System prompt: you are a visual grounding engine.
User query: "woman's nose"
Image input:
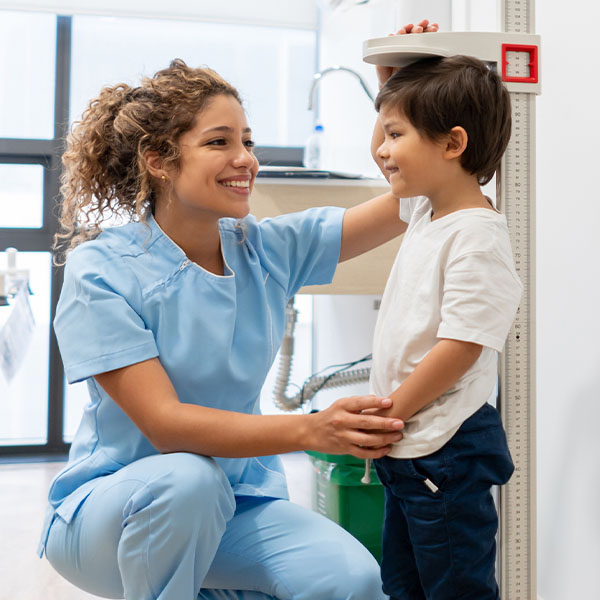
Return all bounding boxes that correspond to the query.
[232,144,255,168]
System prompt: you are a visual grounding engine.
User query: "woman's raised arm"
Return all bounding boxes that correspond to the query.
[338,191,407,262]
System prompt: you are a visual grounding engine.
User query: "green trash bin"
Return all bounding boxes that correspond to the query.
[306,451,385,562]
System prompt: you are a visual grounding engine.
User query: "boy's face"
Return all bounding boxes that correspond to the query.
[377,104,448,199]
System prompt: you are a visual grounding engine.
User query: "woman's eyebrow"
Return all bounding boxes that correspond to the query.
[201,126,252,134]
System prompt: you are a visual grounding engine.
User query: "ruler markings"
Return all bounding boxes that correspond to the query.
[499,86,536,599]
[504,0,531,34]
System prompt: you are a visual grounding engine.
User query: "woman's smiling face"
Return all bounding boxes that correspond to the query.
[161,93,259,222]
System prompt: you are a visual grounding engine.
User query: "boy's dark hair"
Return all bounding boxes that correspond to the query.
[375,55,511,185]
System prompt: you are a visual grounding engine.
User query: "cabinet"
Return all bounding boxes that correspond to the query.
[251,178,401,294]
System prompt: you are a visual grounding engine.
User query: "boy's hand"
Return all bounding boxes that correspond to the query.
[376,19,439,88]
[396,19,439,35]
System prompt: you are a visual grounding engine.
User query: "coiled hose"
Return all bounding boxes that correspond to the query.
[273,298,374,484]
[273,298,371,411]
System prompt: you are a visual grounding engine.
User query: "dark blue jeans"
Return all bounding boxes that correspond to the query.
[374,403,514,600]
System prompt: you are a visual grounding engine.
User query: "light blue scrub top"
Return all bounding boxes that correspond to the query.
[39,207,344,555]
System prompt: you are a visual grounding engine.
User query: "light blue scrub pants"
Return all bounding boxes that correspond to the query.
[45,453,386,600]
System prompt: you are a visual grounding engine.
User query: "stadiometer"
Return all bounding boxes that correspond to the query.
[363,1,540,597]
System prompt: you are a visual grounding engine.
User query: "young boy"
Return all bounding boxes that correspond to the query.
[369,55,522,599]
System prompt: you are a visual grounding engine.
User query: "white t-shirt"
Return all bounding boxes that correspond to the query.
[370,196,522,458]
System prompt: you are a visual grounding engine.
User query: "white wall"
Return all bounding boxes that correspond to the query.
[535,2,600,598]
[317,1,600,598]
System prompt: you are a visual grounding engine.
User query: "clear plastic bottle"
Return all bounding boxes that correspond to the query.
[2,247,29,297]
[303,124,325,169]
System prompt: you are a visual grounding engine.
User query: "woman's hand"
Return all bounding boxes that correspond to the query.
[376,19,439,88]
[308,395,404,459]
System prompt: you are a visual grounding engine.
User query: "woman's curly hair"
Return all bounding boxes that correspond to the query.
[54,58,241,263]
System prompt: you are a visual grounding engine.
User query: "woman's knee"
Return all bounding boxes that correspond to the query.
[293,535,385,600]
[45,453,235,598]
[136,452,235,522]
[329,551,384,600]
[298,561,383,600]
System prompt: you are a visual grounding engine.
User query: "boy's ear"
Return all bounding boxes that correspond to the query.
[443,126,468,160]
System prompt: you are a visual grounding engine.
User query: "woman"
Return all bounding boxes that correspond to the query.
[38,58,408,600]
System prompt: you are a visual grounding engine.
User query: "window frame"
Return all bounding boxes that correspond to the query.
[0,15,70,457]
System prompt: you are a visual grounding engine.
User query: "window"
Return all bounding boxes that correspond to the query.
[0,8,318,457]
[0,252,51,445]
[70,16,316,147]
[0,164,45,229]
[0,12,56,140]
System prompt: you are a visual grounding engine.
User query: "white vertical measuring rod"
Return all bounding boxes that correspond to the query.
[499,2,537,599]
[363,12,540,598]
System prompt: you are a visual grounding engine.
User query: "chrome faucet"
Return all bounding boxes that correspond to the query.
[307,66,376,110]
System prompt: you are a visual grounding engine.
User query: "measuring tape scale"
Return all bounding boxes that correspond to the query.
[499,89,537,600]
[501,3,537,597]
[503,0,533,36]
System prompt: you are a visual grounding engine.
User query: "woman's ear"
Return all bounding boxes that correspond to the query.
[144,151,166,180]
[443,126,468,160]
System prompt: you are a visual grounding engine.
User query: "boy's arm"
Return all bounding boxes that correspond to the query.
[371,115,388,181]
[340,78,405,262]
[376,338,483,422]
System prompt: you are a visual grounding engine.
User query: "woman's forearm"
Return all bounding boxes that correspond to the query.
[153,404,313,456]
[155,399,405,458]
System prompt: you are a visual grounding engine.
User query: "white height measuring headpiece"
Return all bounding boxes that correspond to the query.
[363,29,540,600]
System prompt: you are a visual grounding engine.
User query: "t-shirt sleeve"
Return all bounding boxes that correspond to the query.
[254,206,345,297]
[437,251,523,352]
[54,244,158,384]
